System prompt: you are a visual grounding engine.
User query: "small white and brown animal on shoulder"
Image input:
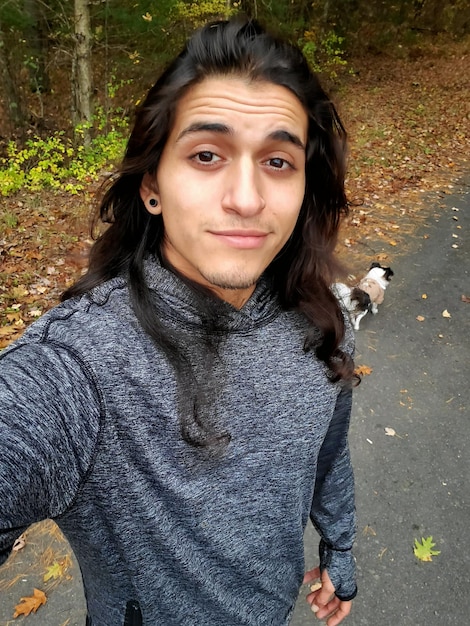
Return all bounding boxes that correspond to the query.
[333,262,394,330]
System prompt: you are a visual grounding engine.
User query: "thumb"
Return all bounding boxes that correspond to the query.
[303,566,321,585]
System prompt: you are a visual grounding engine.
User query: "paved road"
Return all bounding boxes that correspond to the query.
[293,177,470,625]
[1,179,468,626]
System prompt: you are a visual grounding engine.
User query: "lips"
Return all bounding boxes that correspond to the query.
[209,229,269,249]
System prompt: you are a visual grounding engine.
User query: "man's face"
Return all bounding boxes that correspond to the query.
[140,76,308,308]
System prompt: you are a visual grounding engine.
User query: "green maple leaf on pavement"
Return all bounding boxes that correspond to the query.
[414,536,440,562]
[43,561,64,582]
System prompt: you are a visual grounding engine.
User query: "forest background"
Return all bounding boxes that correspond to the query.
[0,0,469,345]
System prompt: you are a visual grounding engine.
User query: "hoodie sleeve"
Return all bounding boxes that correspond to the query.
[0,341,102,566]
[310,386,357,601]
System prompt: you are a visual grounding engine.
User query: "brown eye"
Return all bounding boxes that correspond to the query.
[197,151,216,162]
[269,157,285,168]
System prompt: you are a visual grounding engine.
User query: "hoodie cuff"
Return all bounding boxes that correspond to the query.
[319,539,358,601]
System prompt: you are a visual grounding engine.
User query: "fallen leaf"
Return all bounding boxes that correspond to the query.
[11,286,29,299]
[13,588,47,617]
[44,561,64,582]
[378,547,388,559]
[462,295,470,303]
[385,427,396,436]
[442,309,451,318]
[416,315,425,322]
[6,312,22,323]
[12,534,26,551]
[414,536,440,562]
[355,365,373,376]
[0,325,16,337]
[421,294,427,299]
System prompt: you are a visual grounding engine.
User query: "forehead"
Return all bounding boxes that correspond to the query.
[169,76,308,142]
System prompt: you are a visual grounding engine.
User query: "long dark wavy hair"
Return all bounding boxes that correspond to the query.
[63,18,355,448]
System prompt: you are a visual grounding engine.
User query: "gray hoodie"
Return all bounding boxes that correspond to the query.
[0,258,357,625]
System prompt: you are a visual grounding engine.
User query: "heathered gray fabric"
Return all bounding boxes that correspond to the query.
[0,258,356,625]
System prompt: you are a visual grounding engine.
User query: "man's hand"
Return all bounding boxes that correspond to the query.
[303,567,352,625]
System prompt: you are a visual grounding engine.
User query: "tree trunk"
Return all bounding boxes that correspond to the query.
[0,18,25,134]
[73,0,93,146]
[23,0,50,94]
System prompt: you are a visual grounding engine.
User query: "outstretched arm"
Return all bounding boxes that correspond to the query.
[0,342,101,565]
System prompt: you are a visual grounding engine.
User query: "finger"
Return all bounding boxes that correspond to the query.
[303,566,321,585]
[315,579,335,607]
[315,595,340,620]
[326,601,352,626]
[305,589,321,605]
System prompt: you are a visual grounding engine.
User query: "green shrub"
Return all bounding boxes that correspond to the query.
[299,30,348,79]
[0,110,128,197]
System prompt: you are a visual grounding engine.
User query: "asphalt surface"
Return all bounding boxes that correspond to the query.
[0,177,468,625]
[293,177,470,625]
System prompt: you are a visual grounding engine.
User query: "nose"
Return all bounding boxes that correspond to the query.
[221,157,265,217]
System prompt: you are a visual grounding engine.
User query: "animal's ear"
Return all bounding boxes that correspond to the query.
[385,268,394,279]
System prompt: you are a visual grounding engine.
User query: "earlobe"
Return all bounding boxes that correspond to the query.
[140,172,162,215]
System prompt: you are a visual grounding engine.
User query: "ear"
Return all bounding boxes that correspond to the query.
[140,172,161,215]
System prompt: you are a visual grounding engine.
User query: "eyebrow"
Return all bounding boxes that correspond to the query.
[176,122,305,151]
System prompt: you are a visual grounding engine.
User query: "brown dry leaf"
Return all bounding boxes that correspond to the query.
[416,315,425,322]
[362,525,377,536]
[10,286,29,299]
[442,309,451,318]
[355,364,373,376]
[12,534,26,552]
[13,588,47,618]
[388,240,398,246]
[0,326,15,337]
[461,295,470,303]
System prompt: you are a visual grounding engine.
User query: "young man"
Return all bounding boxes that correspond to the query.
[0,18,357,626]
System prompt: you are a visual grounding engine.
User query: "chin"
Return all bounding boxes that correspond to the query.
[204,271,259,292]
